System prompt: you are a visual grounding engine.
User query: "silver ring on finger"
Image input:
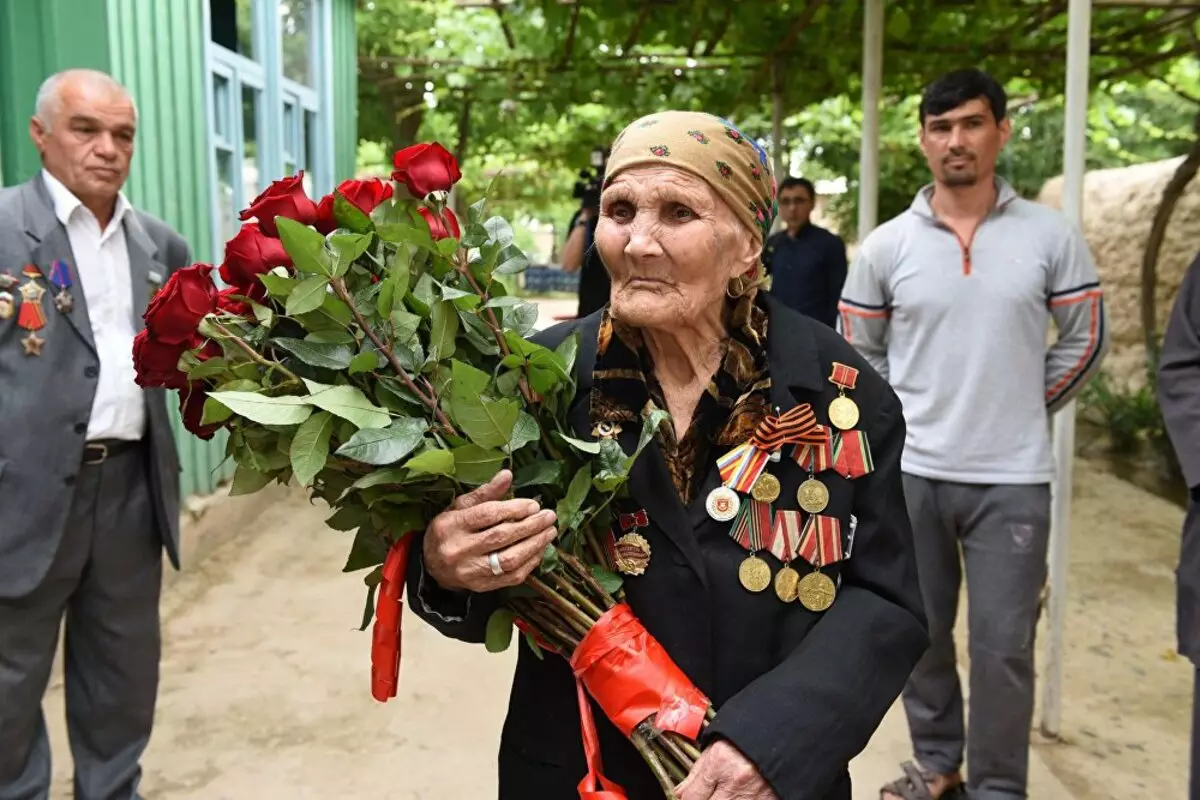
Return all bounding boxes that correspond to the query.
[487,551,504,576]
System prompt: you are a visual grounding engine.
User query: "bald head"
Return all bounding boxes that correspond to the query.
[30,69,137,224]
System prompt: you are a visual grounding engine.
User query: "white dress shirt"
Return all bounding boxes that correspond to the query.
[42,169,146,442]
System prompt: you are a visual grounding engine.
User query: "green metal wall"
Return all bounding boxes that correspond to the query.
[108,0,230,499]
[331,0,358,180]
[0,0,112,183]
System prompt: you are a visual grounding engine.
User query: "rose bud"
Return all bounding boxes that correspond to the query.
[417,206,461,241]
[391,143,461,199]
[143,264,218,346]
[238,172,318,237]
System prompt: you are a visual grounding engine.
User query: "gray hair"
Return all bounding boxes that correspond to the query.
[34,69,138,131]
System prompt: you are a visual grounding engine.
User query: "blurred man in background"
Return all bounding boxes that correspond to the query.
[763,176,846,328]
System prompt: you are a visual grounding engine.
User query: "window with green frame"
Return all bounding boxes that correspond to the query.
[206,0,330,256]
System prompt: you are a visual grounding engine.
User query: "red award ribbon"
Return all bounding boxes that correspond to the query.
[717,442,770,493]
[793,428,834,473]
[769,510,802,563]
[797,515,844,568]
[619,510,649,531]
[833,430,874,479]
[17,267,46,332]
[728,499,753,550]
[370,534,415,702]
[729,499,771,552]
[749,403,828,451]
[829,362,860,391]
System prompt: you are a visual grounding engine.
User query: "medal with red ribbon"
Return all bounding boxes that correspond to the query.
[795,514,844,612]
[729,499,773,593]
[833,429,874,479]
[606,508,651,576]
[827,362,861,431]
[712,403,829,512]
[769,510,803,602]
[17,266,47,357]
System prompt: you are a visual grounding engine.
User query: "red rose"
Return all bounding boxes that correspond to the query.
[216,286,253,317]
[179,382,223,441]
[313,179,392,234]
[418,207,461,241]
[219,223,292,298]
[238,172,318,237]
[391,143,461,199]
[144,264,218,346]
[133,329,195,389]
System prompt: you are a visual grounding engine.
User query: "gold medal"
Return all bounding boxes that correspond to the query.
[0,291,12,320]
[738,554,772,593]
[751,473,781,503]
[797,570,836,612]
[797,478,829,514]
[828,395,859,430]
[21,331,44,357]
[613,532,651,576]
[774,565,800,602]
[706,486,740,522]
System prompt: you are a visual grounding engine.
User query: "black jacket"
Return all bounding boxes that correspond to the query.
[763,225,847,329]
[407,296,929,799]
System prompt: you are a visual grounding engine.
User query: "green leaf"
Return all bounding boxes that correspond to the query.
[409,273,437,316]
[512,460,563,489]
[286,275,330,316]
[405,448,456,477]
[450,359,492,398]
[305,330,356,345]
[461,222,489,248]
[343,525,388,572]
[495,369,522,397]
[188,356,229,381]
[485,608,515,653]
[528,367,560,396]
[276,217,333,277]
[200,395,234,425]
[251,302,274,327]
[556,465,592,533]
[271,337,354,369]
[887,7,912,39]
[359,582,379,632]
[468,196,488,225]
[452,444,505,485]
[289,411,334,486]
[523,630,545,660]
[319,292,354,326]
[628,408,671,469]
[333,192,374,234]
[349,350,378,375]
[428,300,459,362]
[484,296,524,310]
[504,302,539,336]
[506,412,539,454]
[209,390,312,425]
[483,216,515,246]
[302,379,391,429]
[494,244,530,275]
[591,565,624,596]
[435,237,460,257]
[335,418,428,465]
[557,432,601,455]
[350,466,408,489]
[330,233,373,277]
[378,220,434,251]
[555,333,579,378]
[230,463,274,496]
[451,394,520,450]
[259,272,297,297]
[390,307,422,343]
[325,504,370,531]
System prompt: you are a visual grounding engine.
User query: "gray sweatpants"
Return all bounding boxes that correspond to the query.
[900,474,1050,800]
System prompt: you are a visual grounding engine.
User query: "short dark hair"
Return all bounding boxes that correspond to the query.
[919,68,1007,126]
[778,177,815,200]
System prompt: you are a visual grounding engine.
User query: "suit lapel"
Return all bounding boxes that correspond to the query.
[566,314,710,588]
[21,179,96,354]
[123,212,158,331]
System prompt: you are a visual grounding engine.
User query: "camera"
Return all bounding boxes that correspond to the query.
[572,147,608,208]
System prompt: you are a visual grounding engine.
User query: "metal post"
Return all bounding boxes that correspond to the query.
[772,58,786,182]
[857,0,883,241]
[1041,0,1091,740]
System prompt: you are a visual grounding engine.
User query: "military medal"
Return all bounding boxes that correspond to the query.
[796,514,844,612]
[827,363,861,431]
[751,472,781,503]
[0,290,12,320]
[717,441,770,495]
[833,430,875,479]
[770,510,803,603]
[48,259,73,314]
[797,478,829,514]
[706,486,740,522]
[611,509,652,575]
[730,499,773,593]
[17,266,47,357]
[592,420,622,439]
[0,270,16,291]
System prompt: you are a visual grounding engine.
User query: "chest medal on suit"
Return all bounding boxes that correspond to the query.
[3,262,76,356]
[705,364,875,611]
[16,266,47,356]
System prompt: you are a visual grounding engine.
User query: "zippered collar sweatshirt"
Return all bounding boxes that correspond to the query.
[838,178,1110,484]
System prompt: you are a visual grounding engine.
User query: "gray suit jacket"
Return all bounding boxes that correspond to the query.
[1159,251,1200,662]
[0,173,191,599]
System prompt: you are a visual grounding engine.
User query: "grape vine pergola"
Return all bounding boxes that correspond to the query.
[363,0,1200,738]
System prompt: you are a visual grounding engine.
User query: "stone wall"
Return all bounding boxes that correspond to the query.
[1038,157,1200,387]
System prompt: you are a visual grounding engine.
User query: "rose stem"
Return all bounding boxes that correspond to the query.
[582,528,610,578]
[210,320,302,385]
[329,278,455,433]
[630,731,679,797]
[657,732,697,772]
[665,732,702,764]
[559,550,618,610]
[526,576,595,636]
[510,602,575,653]
[545,572,606,621]
[515,602,580,653]
[705,707,716,723]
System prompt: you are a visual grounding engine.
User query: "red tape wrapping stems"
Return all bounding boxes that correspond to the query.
[371,535,414,702]
[568,603,709,798]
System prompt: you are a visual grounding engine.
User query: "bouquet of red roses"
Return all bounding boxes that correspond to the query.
[133,144,710,797]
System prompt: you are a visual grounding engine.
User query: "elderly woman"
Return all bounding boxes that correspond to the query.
[408,112,929,800]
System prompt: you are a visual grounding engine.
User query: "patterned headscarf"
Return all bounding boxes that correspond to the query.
[604,111,778,246]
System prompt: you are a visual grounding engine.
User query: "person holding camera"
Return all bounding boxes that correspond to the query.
[562,154,611,317]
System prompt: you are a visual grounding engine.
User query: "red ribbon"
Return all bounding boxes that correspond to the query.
[371,535,414,702]
[576,682,629,799]
[619,510,649,531]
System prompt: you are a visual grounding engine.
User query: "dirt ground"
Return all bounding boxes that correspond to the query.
[38,298,1192,799]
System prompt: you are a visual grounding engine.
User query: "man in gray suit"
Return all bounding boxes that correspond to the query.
[1159,251,1200,800]
[0,69,190,800]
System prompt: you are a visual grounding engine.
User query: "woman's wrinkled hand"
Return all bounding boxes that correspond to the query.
[423,469,558,593]
[674,740,779,800]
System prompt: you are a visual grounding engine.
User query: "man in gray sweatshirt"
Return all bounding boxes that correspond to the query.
[842,69,1110,800]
